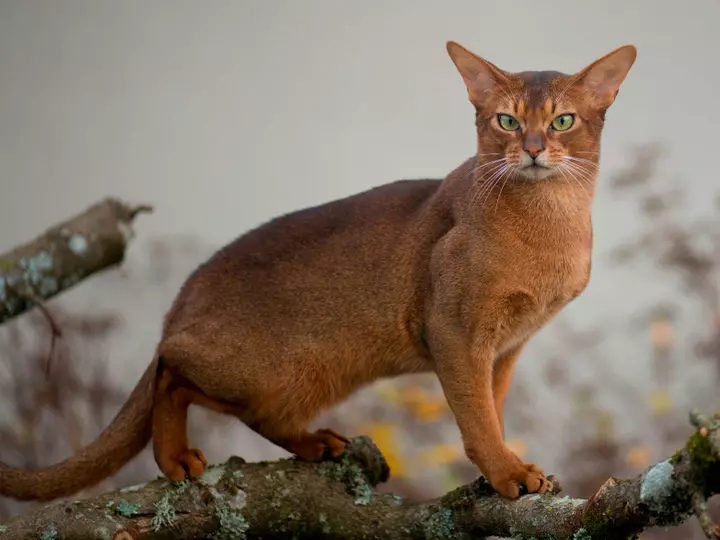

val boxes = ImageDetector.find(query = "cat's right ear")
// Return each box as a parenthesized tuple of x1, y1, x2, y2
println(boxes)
(446, 41, 507, 108)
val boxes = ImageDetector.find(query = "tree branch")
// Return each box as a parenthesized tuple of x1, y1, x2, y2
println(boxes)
(1, 412, 718, 540)
(0, 198, 152, 324)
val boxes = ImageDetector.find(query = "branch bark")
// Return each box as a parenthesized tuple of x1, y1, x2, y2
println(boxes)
(0, 198, 152, 324)
(1, 412, 718, 540)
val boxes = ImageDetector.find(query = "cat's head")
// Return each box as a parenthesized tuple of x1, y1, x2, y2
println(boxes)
(447, 42, 636, 182)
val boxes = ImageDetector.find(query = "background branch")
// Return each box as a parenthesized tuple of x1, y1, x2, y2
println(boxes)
(0, 198, 152, 324)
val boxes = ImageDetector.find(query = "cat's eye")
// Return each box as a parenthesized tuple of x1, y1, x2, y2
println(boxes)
(497, 114, 520, 131)
(550, 114, 575, 131)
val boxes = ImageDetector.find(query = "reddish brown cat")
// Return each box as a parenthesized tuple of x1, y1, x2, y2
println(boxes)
(0, 41, 636, 501)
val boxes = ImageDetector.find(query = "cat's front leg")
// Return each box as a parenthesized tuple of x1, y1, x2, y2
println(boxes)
(426, 324, 550, 499)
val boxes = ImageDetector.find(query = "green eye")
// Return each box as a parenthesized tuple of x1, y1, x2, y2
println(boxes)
(497, 114, 520, 131)
(551, 113, 575, 131)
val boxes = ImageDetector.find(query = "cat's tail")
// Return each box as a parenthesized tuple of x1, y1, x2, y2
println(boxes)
(0, 353, 159, 501)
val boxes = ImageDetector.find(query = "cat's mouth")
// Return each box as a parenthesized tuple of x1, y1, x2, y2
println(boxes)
(518, 163, 555, 181)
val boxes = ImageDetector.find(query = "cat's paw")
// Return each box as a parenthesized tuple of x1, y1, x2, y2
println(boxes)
(289, 428, 350, 461)
(488, 460, 552, 499)
(161, 447, 207, 481)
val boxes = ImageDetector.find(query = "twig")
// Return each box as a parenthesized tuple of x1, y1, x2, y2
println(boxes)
(23, 295, 63, 377)
(692, 492, 720, 539)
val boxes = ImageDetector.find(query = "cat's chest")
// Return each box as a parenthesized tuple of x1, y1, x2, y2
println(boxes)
(494, 249, 591, 353)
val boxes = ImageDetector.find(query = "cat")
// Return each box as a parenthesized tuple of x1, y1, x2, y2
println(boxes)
(0, 41, 636, 501)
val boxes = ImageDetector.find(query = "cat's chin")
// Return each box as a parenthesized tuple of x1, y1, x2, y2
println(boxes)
(517, 165, 555, 181)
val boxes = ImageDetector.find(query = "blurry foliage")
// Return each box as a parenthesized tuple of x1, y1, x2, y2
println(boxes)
(0, 306, 147, 520)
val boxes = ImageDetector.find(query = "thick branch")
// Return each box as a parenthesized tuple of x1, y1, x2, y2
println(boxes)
(0, 199, 152, 324)
(1, 414, 718, 540)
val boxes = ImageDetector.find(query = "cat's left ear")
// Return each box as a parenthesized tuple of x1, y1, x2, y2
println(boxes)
(576, 45, 637, 109)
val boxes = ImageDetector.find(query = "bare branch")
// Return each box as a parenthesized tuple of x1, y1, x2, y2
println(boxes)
(0, 199, 152, 324)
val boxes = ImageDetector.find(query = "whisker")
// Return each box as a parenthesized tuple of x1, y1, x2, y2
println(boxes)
(471, 164, 505, 209)
(555, 163, 574, 189)
(472, 165, 508, 209)
(478, 164, 512, 210)
(557, 163, 591, 198)
(564, 160, 598, 181)
(561, 160, 597, 189)
(467, 160, 507, 210)
(493, 166, 516, 213)
(475, 157, 507, 171)
(564, 155, 598, 167)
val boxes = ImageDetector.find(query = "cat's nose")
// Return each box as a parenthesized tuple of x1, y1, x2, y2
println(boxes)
(525, 144, 544, 159)
(523, 134, 545, 159)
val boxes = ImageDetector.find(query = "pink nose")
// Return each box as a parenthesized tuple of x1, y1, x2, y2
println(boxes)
(526, 145, 543, 159)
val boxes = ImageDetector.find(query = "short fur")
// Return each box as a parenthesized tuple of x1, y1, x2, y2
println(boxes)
(0, 41, 636, 500)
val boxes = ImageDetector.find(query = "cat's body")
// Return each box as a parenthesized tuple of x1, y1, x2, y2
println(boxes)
(0, 41, 635, 501)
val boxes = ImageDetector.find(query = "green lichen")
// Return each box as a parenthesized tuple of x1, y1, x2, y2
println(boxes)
(0, 525, 7, 533)
(92, 527, 112, 540)
(636, 458, 691, 527)
(354, 482, 373, 505)
(199, 465, 226, 487)
(39, 527, 58, 540)
(318, 513, 331, 534)
(572, 528, 591, 540)
(208, 492, 249, 540)
(150, 481, 188, 531)
(113, 500, 142, 517)
(318, 453, 375, 506)
(0, 259, 14, 272)
(421, 507, 463, 539)
(17, 251, 57, 297)
(640, 459, 673, 515)
(582, 504, 616, 537)
(68, 234, 88, 256)
(152, 492, 178, 531)
(687, 431, 718, 480)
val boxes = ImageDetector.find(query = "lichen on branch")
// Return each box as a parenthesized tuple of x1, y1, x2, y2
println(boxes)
(0, 198, 151, 324)
(0, 415, 718, 540)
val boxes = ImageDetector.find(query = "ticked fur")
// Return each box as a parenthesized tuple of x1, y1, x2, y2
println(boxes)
(0, 41, 636, 501)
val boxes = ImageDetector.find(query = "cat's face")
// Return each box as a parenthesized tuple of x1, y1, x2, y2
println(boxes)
(447, 43, 636, 182)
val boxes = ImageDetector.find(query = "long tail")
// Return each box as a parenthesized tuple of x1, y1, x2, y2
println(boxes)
(0, 354, 159, 501)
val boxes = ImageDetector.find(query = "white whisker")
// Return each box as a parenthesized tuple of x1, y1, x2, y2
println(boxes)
(472, 166, 507, 209)
(467, 160, 507, 210)
(557, 163, 591, 198)
(494, 166, 516, 213)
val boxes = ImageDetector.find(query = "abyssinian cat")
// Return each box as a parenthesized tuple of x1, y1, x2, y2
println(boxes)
(0, 41, 636, 501)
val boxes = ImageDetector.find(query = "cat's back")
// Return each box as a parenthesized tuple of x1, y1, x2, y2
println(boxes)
(164, 178, 443, 333)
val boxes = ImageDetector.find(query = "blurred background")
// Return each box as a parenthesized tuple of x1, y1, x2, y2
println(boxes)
(1, 1, 719, 538)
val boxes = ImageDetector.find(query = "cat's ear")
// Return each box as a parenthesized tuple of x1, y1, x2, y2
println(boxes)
(446, 41, 508, 108)
(575, 45, 637, 109)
